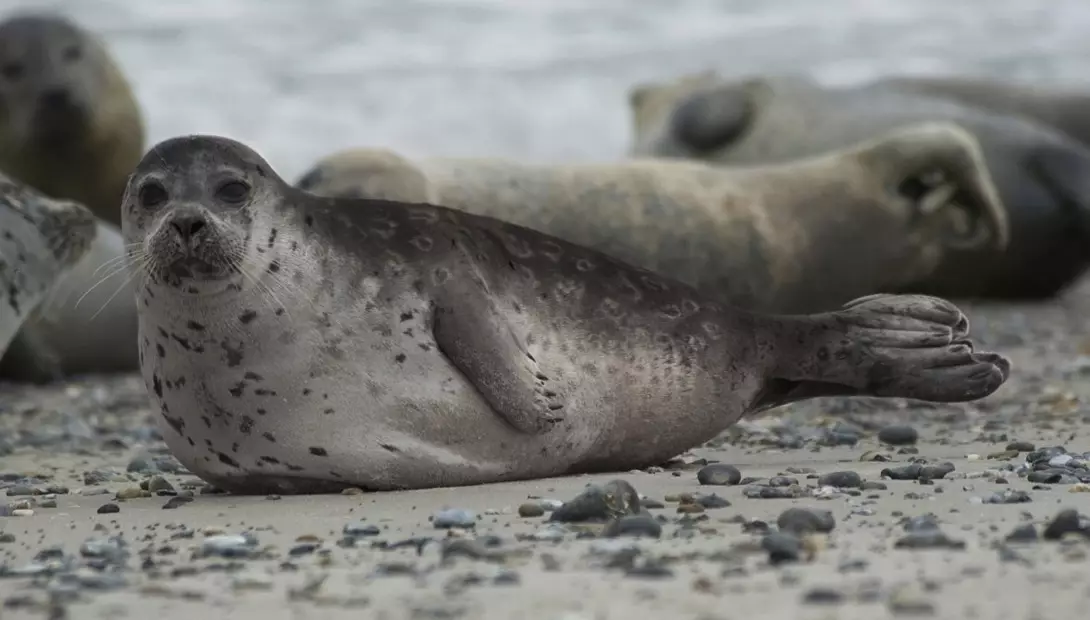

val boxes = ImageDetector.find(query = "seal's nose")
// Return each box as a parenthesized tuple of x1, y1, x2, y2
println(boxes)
(170, 214, 207, 246)
(37, 86, 74, 112)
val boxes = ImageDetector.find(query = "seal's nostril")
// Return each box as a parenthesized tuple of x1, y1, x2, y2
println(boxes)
(38, 87, 72, 111)
(170, 216, 207, 242)
(188, 220, 205, 237)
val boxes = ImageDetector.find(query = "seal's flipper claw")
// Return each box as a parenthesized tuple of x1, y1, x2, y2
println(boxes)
(831, 294, 1010, 402)
(764, 293, 1009, 408)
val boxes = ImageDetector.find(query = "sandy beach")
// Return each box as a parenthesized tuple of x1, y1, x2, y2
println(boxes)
(2, 277, 1090, 619)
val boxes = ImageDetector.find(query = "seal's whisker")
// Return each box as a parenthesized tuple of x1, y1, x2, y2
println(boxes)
(92, 252, 135, 277)
(236, 258, 291, 319)
(89, 265, 143, 321)
(74, 254, 141, 309)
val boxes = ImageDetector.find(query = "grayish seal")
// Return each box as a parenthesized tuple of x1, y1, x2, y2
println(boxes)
(0, 171, 96, 363)
(0, 11, 145, 227)
(876, 75, 1090, 148)
(124, 134, 1010, 494)
(628, 72, 1090, 300)
(295, 122, 1007, 313)
(0, 218, 139, 382)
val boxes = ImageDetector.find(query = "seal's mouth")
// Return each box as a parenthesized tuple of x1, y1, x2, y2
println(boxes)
(31, 91, 89, 147)
(164, 256, 231, 281)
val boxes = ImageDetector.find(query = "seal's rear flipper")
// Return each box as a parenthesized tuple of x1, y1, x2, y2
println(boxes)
(756, 293, 1010, 410)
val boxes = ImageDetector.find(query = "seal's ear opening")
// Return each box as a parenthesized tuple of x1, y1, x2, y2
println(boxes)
(669, 84, 755, 153)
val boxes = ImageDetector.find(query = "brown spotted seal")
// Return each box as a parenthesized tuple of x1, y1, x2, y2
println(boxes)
(122, 134, 1010, 494)
(627, 71, 1090, 300)
(0, 11, 145, 227)
(294, 122, 1007, 314)
(0, 170, 96, 365)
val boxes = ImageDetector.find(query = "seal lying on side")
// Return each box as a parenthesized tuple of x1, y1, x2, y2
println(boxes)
(295, 122, 1007, 313)
(0, 218, 139, 382)
(876, 75, 1090, 148)
(0, 171, 96, 362)
(0, 12, 145, 227)
(124, 134, 1010, 494)
(627, 72, 1090, 300)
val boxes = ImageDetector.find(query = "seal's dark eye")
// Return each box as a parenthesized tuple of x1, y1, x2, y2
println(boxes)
(139, 182, 168, 208)
(62, 45, 81, 62)
(216, 180, 250, 204)
(1, 62, 23, 81)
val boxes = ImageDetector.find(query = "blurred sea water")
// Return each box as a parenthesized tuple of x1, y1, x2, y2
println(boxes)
(6, 0, 1090, 180)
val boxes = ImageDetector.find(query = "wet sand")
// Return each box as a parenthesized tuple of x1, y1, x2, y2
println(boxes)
(3, 278, 1090, 619)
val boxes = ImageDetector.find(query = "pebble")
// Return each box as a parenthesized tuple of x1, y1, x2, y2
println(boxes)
(517, 503, 545, 518)
(1005, 523, 1039, 543)
(777, 507, 836, 535)
(768, 476, 797, 487)
(600, 514, 662, 539)
(894, 529, 966, 550)
(802, 587, 846, 605)
(548, 480, 641, 523)
(695, 493, 731, 509)
(882, 464, 923, 480)
(761, 531, 802, 565)
(96, 503, 120, 514)
(696, 464, 742, 486)
(200, 533, 259, 558)
(1043, 509, 1090, 540)
(162, 496, 192, 510)
(1007, 441, 1035, 452)
(115, 487, 150, 500)
(888, 588, 937, 616)
(343, 521, 381, 538)
(878, 425, 919, 446)
(743, 485, 805, 499)
(433, 509, 477, 529)
(983, 490, 1032, 504)
(817, 471, 862, 488)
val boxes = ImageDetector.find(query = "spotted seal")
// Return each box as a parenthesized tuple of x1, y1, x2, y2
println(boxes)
(0, 171, 96, 364)
(0, 11, 145, 227)
(627, 72, 1090, 300)
(295, 122, 1007, 313)
(123, 134, 1010, 494)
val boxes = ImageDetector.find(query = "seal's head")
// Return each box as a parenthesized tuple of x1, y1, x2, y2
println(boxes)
(0, 13, 108, 148)
(122, 135, 288, 297)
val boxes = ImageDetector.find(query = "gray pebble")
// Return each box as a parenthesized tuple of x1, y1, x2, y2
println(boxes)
(343, 521, 380, 537)
(777, 507, 836, 535)
(162, 496, 192, 510)
(433, 508, 477, 529)
(882, 464, 923, 480)
(768, 476, 798, 487)
(96, 503, 119, 514)
(802, 587, 846, 605)
(549, 480, 641, 523)
(761, 531, 802, 565)
(878, 425, 919, 446)
(1006, 441, 1035, 452)
(894, 529, 966, 550)
(818, 471, 862, 488)
(601, 514, 662, 539)
(696, 464, 742, 486)
(201, 533, 259, 558)
(1043, 509, 1090, 540)
(517, 503, 545, 518)
(1005, 523, 1038, 543)
(743, 485, 805, 499)
(695, 493, 731, 509)
(984, 490, 1032, 504)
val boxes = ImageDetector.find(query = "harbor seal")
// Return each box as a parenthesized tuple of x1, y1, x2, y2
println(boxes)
(0, 218, 139, 382)
(295, 123, 1007, 313)
(0, 171, 96, 364)
(124, 134, 1010, 494)
(627, 72, 1090, 300)
(876, 75, 1090, 148)
(0, 12, 145, 227)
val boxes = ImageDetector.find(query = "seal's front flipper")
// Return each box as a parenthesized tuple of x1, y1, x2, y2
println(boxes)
(762, 293, 1009, 408)
(432, 292, 565, 435)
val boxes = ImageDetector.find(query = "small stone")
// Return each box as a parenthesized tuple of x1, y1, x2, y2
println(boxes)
(1043, 509, 1090, 540)
(761, 531, 802, 565)
(1027, 471, 1064, 484)
(894, 529, 966, 550)
(147, 476, 174, 494)
(695, 493, 730, 509)
(114, 487, 150, 500)
(888, 588, 936, 616)
(918, 462, 955, 480)
(987, 450, 1020, 461)
(882, 464, 923, 480)
(802, 587, 845, 605)
(677, 502, 704, 514)
(0, 533, 13, 543)
(983, 490, 1031, 504)
(777, 507, 836, 535)
(1005, 523, 1038, 543)
(1006, 441, 1035, 452)
(768, 476, 797, 487)
(97, 503, 120, 514)
(878, 425, 918, 446)
(518, 503, 545, 518)
(861, 481, 888, 491)
(743, 485, 804, 499)
(859, 451, 890, 462)
(162, 496, 192, 510)
(433, 509, 477, 529)
(639, 497, 664, 510)
(5, 485, 36, 497)
(817, 471, 862, 488)
(1069, 483, 1090, 493)
(549, 480, 641, 523)
(1049, 454, 1075, 468)
(201, 534, 258, 558)
(696, 464, 742, 486)
(11, 508, 34, 517)
(601, 514, 662, 539)
(343, 521, 380, 537)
